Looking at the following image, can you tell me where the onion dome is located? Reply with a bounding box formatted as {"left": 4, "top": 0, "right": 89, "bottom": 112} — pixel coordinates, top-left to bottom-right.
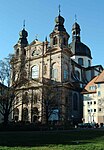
{"left": 55, "top": 14, "right": 65, "bottom": 25}
{"left": 54, "top": 14, "right": 66, "bottom": 32}
{"left": 19, "top": 29, "right": 28, "bottom": 38}
{"left": 72, "top": 22, "right": 80, "bottom": 31}
{"left": 18, "top": 28, "right": 28, "bottom": 47}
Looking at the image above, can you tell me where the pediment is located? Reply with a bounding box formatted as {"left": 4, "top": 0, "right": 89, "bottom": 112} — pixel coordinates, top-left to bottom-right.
{"left": 15, "top": 79, "right": 42, "bottom": 90}
{"left": 30, "top": 40, "right": 42, "bottom": 46}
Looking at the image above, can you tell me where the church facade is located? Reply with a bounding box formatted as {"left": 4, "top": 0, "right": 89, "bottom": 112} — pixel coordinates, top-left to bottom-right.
{"left": 10, "top": 12, "right": 103, "bottom": 125}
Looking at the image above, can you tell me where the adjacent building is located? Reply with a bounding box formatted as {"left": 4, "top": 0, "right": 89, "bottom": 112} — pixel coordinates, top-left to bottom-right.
{"left": 82, "top": 70, "right": 104, "bottom": 124}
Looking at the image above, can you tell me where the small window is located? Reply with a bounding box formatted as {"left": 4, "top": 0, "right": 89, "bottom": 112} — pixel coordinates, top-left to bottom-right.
{"left": 94, "top": 101, "right": 96, "bottom": 104}
{"left": 98, "top": 84, "right": 100, "bottom": 88}
{"left": 64, "top": 64, "right": 68, "bottom": 80}
{"left": 22, "top": 92, "right": 29, "bottom": 105}
{"left": 63, "top": 38, "right": 66, "bottom": 45}
{"left": 89, "top": 86, "right": 91, "bottom": 90}
{"left": 98, "top": 108, "right": 101, "bottom": 112}
{"left": 89, "top": 86, "right": 96, "bottom": 91}
{"left": 16, "top": 49, "right": 19, "bottom": 56}
{"left": 53, "top": 36, "right": 57, "bottom": 45}
{"left": 22, "top": 108, "right": 28, "bottom": 121}
{"left": 94, "top": 109, "right": 96, "bottom": 112}
{"left": 33, "top": 94, "right": 38, "bottom": 104}
{"left": 73, "top": 31, "right": 76, "bottom": 35}
{"left": 64, "top": 70, "right": 68, "bottom": 80}
{"left": 78, "top": 58, "right": 83, "bottom": 66}
{"left": 24, "top": 49, "right": 26, "bottom": 55}
{"left": 98, "top": 91, "right": 101, "bottom": 97}
{"left": 90, "top": 109, "right": 93, "bottom": 112}
{"left": 32, "top": 65, "right": 39, "bottom": 79}
{"left": 52, "top": 69, "right": 58, "bottom": 80}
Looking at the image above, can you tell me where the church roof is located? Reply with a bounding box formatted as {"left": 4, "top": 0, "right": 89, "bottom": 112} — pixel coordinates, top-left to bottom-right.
{"left": 69, "top": 41, "right": 92, "bottom": 59}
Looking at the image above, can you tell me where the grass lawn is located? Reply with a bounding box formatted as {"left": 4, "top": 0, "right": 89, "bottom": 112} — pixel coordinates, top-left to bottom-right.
{"left": 0, "top": 129, "right": 104, "bottom": 149}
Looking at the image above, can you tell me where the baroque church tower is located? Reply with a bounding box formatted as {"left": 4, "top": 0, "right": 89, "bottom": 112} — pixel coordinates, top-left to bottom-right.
{"left": 70, "top": 22, "right": 92, "bottom": 67}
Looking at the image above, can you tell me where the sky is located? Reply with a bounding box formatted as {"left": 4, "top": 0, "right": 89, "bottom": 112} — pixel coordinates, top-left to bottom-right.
{"left": 0, "top": 0, "right": 104, "bottom": 67}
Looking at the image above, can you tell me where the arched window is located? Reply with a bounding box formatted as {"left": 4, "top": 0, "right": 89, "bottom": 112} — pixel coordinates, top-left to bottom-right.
{"left": 52, "top": 63, "right": 58, "bottom": 80}
{"left": 53, "top": 36, "right": 57, "bottom": 45}
{"left": 16, "top": 49, "right": 19, "bottom": 56}
{"left": 63, "top": 64, "right": 68, "bottom": 80}
{"left": 31, "top": 107, "right": 39, "bottom": 123}
{"left": 31, "top": 65, "right": 39, "bottom": 79}
{"left": 52, "top": 69, "right": 58, "bottom": 79}
{"left": 63, "top": 38, "right": 66, "bottom": 45}
{"left": 22, "top": 92, "right": 29, "bottom": 105}
{"left": 33, "top": 93, "right": 38, "bottom": 104}
{"left": 13, "top": 108, "right": 19, "bottom": 121}
{"left": 78, "top": 58, "right": 83, "bottom": 66}
{"left": 73, "top": 93, "right": 78, "bottom": 111}
{"left": 73, "top": 31, "right": 76, "bottom": 36}
{"left": 24, "top": 49, "right": 26, "bottom": 56}
{"left": 22, "top": 108, "right": 28, "bottom": 121}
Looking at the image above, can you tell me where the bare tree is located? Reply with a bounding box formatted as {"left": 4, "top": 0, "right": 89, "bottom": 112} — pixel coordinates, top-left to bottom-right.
{"left": 40, "top": 80, "right": 60, "bottom": 125}
{"left": 30, "top": 78, "right": 71, "bottom": 126}
{"left": 0, "top": 54, "right": 23, "bottom": 125}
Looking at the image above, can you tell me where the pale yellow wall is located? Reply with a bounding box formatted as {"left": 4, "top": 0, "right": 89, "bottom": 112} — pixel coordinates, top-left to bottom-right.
{"left": 83, "top": 83, "right": 104, "bottom": 124}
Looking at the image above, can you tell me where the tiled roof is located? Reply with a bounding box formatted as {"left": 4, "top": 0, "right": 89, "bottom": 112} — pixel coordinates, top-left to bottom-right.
{"left": 82, "top": 70, "right": 104, "bottom": 94}
{"left": 82, "top": 76, "right": 98, "bottom": 94}
{"left": 95, "top": 70, "right": 104, "bottom": 83}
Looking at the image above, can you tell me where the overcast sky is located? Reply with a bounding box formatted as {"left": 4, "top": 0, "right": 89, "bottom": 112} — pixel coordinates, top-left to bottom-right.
{"left": 0, "top": 0, "right": 104, "bottom": 67}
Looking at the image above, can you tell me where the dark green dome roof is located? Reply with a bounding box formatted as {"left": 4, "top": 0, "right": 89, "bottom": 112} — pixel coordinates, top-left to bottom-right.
{"left": 54, "top": 15, "right": 66, "bottom": 32}
{"left": 18, "top": 28, "right": 28, "bottom": 46}
{"left": 72, "top": 22, "right": 80, "bottom": 30}
{"left": 69, "top": 41, "right": 92, "bottom": 59}
{"left": 55, "top": 15, "right": 65, "bottom": 25}
{"left": 19, "top": 29, "right": 28, "bottom": 38}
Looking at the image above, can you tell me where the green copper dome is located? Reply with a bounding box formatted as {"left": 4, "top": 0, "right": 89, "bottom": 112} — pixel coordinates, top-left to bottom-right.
{"left": 54, "top": 14, "right": 66, "bottom": 32}
{"left": 19, "top": 29, "right": 28, "bottom": 38}
{"left": 18, "top": 28, "right": 28, "bottom": 46}
{"left": 55, "top": 14, "right": 65, "bottom": 25}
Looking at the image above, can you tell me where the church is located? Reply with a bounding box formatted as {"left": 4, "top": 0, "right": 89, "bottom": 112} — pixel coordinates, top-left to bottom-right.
{"left": 10, "top": 10, "right": 103, "bottom": 125}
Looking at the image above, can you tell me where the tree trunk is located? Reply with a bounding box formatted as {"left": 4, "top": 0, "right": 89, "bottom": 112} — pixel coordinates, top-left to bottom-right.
{"left": 3, "top": 113, "right": 9, "bottom": 126}
{"left": 46, "top": 106, "right": 49, "bottom": 125}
